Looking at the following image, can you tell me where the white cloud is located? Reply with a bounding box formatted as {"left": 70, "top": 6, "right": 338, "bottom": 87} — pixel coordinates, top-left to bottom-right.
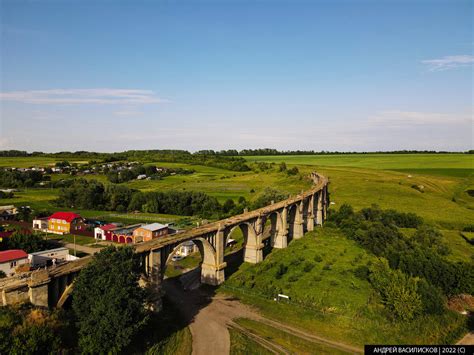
{"left": 0, "top": 88, "right": 168, "bottom": 105}
{"left": 368, "top": 110, "right": 472, "bottom": 127}
{"left": 421, "top": 55, "right": 474, "bottom": 71}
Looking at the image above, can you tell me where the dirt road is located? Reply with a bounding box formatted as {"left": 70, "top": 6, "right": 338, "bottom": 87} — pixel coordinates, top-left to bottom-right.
{"left": 163, "top": 272, "right": 362, "bottom": 355}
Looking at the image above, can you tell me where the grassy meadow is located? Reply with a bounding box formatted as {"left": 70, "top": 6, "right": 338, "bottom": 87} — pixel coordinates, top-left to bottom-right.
{"left": 220, "top": 228, "right": 469, "bottom": 346}
{"left": 1, "top": 153, "right": 472, "bottom": 247}
{"left": 1, "top": 153, "right": 472, "bottom": 347}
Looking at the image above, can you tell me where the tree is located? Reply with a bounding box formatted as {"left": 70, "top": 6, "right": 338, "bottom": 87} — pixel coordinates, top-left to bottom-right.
{"left": 252, "top": 188, "right": 287, "bottom": 209}
{"left": 3, "top": 232, "right": 49, "bottom": 253}
{"left": 72, "top": 246, "right": 148, "bottom": 353}
{"left": 369, "top": 259, "right": 422, "bottom": 321}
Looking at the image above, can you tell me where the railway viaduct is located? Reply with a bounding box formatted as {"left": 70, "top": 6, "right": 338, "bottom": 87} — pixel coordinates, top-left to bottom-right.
{"left": 1, "top": 172, "right": 329, "bottom": 310}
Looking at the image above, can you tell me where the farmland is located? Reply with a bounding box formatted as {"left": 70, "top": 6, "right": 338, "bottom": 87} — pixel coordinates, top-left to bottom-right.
{"left": 1, "top": 153, "right": 473, "bottom": 348}
{"left": 1, "top": 153, "right": 473, "bottom": 235}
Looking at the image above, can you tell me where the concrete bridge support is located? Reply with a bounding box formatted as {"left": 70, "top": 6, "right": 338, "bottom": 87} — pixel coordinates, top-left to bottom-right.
{"left": 147, "top": 249, "right": 164, "bottom": 312}
{"left": 273, "top": 207, "right": 288, "bottom": 249}
{"left": 292, "top": 201, "right": 304, "bottom": 239}
{"left": 200, "top": 230, "right": 226, "bottom": 286}
{"left": 306, "top": 194, "right": 315, "bottom": 232}
{"left": 28, "top": 269, "right": 50, "bottom": 308}
{"left": 243, "top": 217, "right": 264, "bottom": 264}
{"left": 316, "top": 191, "right": 324, "bottom": 226}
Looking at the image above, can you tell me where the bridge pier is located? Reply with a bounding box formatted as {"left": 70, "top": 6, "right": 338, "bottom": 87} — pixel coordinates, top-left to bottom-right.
{"left": 147, "top": 250, "right": 163, "bottom": 312}
{"left": 316, "top": 191, "right": 324, "bottom": 226}
{"left": 273, "top": 230, "right": 288, "bottom": 248}
{"left": 28, "top": 269, "right": 51, "bottom": 307}
{"left": 201, "top": 262, "right": 226, "bottom": 285}
{"left": 201, "top": 228, "right": 226, "bottom": 285}
{"left": 243, "top": 244, "right": 264, "bottom": 263}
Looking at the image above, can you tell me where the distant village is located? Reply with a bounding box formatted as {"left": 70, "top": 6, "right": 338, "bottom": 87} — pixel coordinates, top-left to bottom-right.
{"left": 0, "top": 205, "right": 197, "bottom": 279}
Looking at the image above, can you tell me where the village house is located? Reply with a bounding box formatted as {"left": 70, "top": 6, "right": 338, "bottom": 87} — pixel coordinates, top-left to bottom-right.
{"left": 177, "top": 240, "right": 197, "bottom": 257}
{"left": 0, "top": 249, "right": 29, "bottom": 276}
{"left": 94, "top": 223, "right": 121, "bottom": 240}
{"left": 103, "top": 224, "right": 142, "bottom": 244}
{"left": 0, "top": 205, "right": 18, "bottom": 221}
{"left": 28, "top": 247, "right": 78, "bottom": 268}
{"left": 132, "top": 223, "right": 168, "bottom": 243}
{"left": 32, "top": 217, "right": 49, "bottom": 232}
{"left": 47, "top": 212, "right": 85, "bottom": 235}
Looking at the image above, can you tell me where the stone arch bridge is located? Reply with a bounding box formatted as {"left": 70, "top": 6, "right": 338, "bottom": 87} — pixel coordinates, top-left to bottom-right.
{"left": 1, "top": 173, "right": 329, "bottom": 309}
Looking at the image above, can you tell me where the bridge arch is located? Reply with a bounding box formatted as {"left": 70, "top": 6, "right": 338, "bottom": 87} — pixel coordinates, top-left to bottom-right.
{"left": 164, "top": 238, "right": 216, "bottom": 273}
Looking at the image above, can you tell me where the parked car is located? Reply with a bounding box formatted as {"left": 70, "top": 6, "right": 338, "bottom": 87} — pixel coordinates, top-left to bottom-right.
{"left": 171, "top": 255, "right": 184, "bottom": 262}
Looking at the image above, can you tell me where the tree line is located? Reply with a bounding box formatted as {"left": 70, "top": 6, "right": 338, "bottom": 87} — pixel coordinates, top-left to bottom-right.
{"left": 55, "top": 179, "right": 288, "bottom": 219}
{"left": 1, "top": 148, "right": 471, "bottom": 159}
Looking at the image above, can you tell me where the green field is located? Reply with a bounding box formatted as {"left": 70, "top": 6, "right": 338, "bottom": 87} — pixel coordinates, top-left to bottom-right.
{"left": 1, "top": 153, "right": 473, "bottom": 239}
{"left": 1, "top": 153, "right": 473, "bottom": 349}
{"left": 220, "top": 228, "right": 470, "bottom": 346}
{"left": 243, "top": 154, "right": 473, "bottom": 177}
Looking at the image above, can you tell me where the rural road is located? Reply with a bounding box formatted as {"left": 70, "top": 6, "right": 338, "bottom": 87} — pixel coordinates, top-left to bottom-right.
{"left": 163, "top": 270, "right": 363, "bottom": 355}
{"left": 62, "top": 242, "right": 101, "bottom": 255}
{"left": 457, "top": 332, "right": 474, "bottom": 345}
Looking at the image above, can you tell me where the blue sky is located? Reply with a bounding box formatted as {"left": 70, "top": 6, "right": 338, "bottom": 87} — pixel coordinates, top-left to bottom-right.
{"left": 1, "top": 0, "right": 472, "bottom": 152}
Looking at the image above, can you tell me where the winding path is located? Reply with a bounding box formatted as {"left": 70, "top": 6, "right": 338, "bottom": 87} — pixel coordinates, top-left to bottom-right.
{"left": 163, "top": 273, "right": 363, "bottom": 355}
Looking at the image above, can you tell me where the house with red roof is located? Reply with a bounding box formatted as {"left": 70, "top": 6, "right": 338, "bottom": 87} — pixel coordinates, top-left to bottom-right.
{"left": 47, "top": 212, "right": 84, "bottom": 235}
{"left": 0, "top": 249, "right": 29, "bottom": 276}
{"left": 94, "top": 223, "right": 120, "bottom": 240}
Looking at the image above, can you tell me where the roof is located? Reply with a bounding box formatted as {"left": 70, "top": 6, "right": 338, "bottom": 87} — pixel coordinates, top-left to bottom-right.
{"left": 48, "top": 212, "right": 81, "bottom": 222}
{"left": 0, "top": 205, "right": 15, "bottom": 211}
{"left": 140, "top": 223, "right": 167, "bottom": 232}
{"left": 29, "top": 247, "right": 69, "bottom": 256}
{"left": 0, "top": 250, "right": 28, "bottom": 263}
{"left": 100, "top": 224, "right": 118, "bottom": 231}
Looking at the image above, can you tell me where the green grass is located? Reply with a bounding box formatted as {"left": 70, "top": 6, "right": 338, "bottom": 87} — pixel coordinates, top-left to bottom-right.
{"left": 50, "top": 233, "right": 96, "bottom": 246}
{"left": 235, "top": 318, "right": 350, "bottom": 354}
{"left": 219, "top": 228, "right": 468, "bottom": 346}
{"left": 125, "top": 167, "right": 310, "bottom": 203}
{"left": 229, "top": 326, "right": 274, "bottom": 355}
{"left": 243, "top": 154, "right": 473, "bottom": 176}
{"left": 146, "top": 326, "right": 192, "bottom": 355}
{"left": 165, "top": 252, "right": 202, "bottom": 278}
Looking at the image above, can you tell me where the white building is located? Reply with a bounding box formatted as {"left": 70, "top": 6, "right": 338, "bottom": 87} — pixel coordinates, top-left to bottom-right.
{"left": 0, "top": 250, "right": 29, "bottom": 276}
{"left": 32, "top": 217, "right": 48, "bottom": 232}
{"left": 28, "top": 247, "right": 78, "bottom": 268}
{"left": 178, "top": 241, "right": 197, "bottom": 256}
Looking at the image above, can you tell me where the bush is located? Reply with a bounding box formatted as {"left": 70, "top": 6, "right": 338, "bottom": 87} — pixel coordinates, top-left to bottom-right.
{"left": 274, "top": 264, "right": 288, "bottom": 279}
{"left": 287, "top": 274, "right": 300, "bottom": 282}
{"left": 313, "top": 255, "right": 323, "bottom": 263}
{"left": 286, "top": 167, "right": 299, "bottom": 176}
{"left": 302, "top": 262, "right": 314, "bottom": 273}
{"left": 463, "top": 225, "right": 474, "bottom": 232}
{"left": 369, "top": 260, "right": 422, "bottom": 321}
{"left": 0, "top": 307, "right": 63, "bottom": 354}
{"left": 251, "top": 188, "right": 287, "bottom": 209}
{"left": 417, "top": 279, "right": 445, "bottom": 315}
{"left": 353, "top": 265, "right": 370, "bottom": 280}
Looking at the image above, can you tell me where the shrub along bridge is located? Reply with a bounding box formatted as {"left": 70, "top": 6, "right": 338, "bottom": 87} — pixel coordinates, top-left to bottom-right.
{"left": 1, "top": 172, "right": 329, "bottom": 310}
